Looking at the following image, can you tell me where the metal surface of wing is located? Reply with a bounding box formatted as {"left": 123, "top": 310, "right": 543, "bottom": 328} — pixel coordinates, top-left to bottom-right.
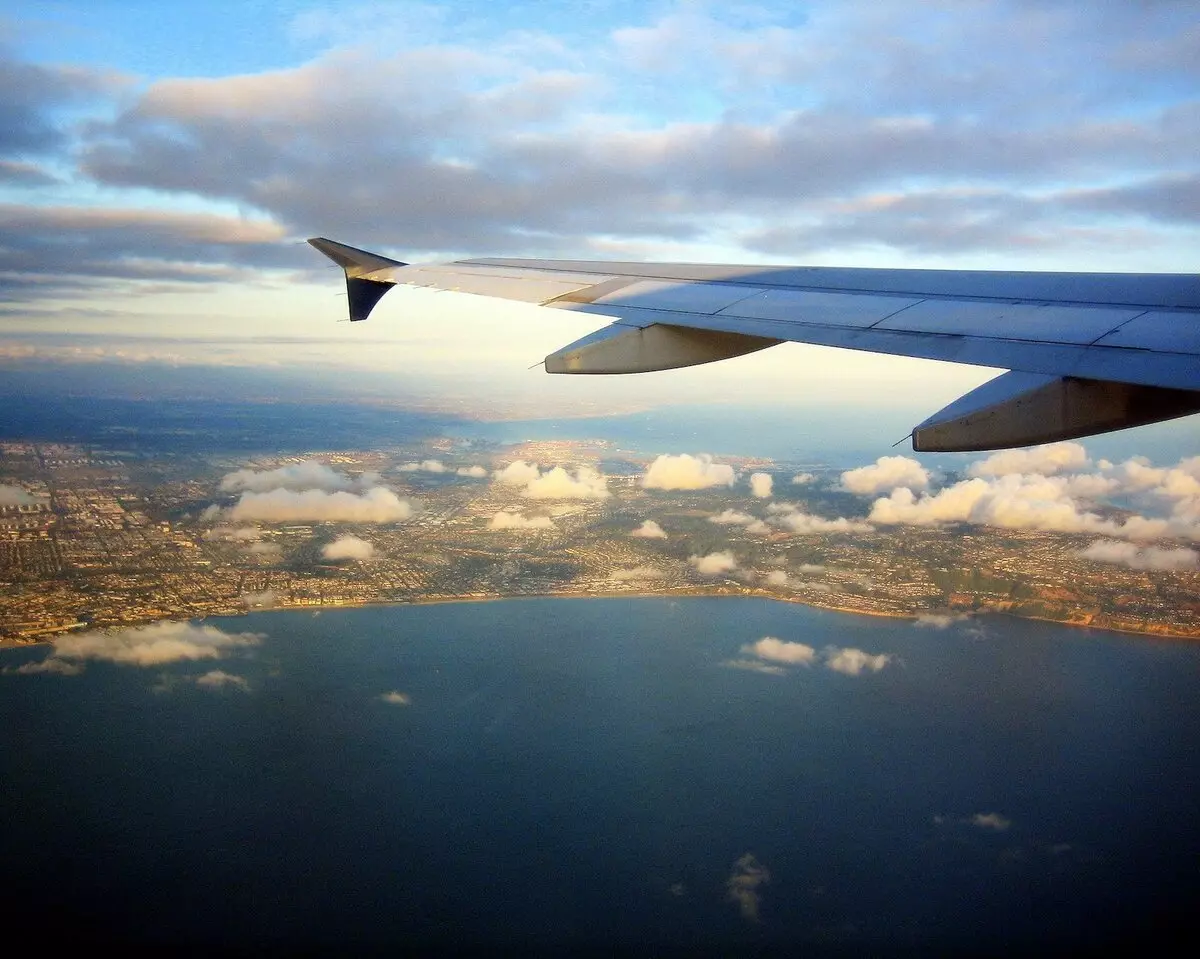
{"left": 307, "top": 237, "right": 1200, "bottom": 450}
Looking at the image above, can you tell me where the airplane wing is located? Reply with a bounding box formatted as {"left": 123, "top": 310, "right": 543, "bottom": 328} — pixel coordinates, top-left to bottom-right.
{"left": 308, "top": 237, "right": 1200, "bottom": 452}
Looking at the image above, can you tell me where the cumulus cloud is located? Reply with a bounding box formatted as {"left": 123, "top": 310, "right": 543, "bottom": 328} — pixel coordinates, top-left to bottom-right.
{"left": 240, "top": 590, "right": 279, "bottom": 607}
{"left": 690, "top": 550, "right": 738, "bottom": 575}
{"left": 968, "top": 442, "right": 1090, "bottom": 478}
{"left": 1079, "top": 539, "right": 1199, "bottom": 571}
{"left": 0, "top": 484, "right": 37, "bottom": 506}
{"left": 630, "top": 519, "right": 667, "bottom": 538}
{"left": 47, "top": 621, "right": 262, "bottom": 668}
{"left": 3, "top": 656, "right": 84, "bottom": 676}
{"left": 765, "top": 570, "right": 788, "bottom": 586}
{"left": 842, "top": 456, "right": 930, "bottom": 495}
{"left": 726, "top": 853, "right": 770, "bottom": 923}
{"left": 749, "top": 472, "right": 773, "bottom": 498}
{"left": 722, "top": 658, "right": 787, "bottom": 676}
{"left": 493, "top": 460, "right": 542, "bottom": 486}
{"left": 969, "top": 812, "right": 1012, "bottom": 832}
{"left": 823, "top": 646, "right": 893, "bottom": 676}
{"left": 380, "top": 690, "right": 411, "bottom": 706}
{"left": 710, "top": 509, "right": 757, "bottom": 525}
{"left": 642, "top": 454, "right": 736, "bottom": 490}
{"left": 194, "top": 669, "right": 250, "bottom": 691}
{"left": 398, "top": 459, "right": 446, "bottom": 473}
{"left": 456, "top": 465, "right": 488, "bottom": 478}
{"left": 791, "top": 473, "right": 816, "bottom": 485}
{"left": 612, "top": 566, "right": 666, "bottom": 581}
{"left": 322, "top": 534, "right": 376, "bottom": 560}
{"left": 743, "top": 637, "right": 816, "bottom": 665}
{"left": 488, "top": 510, "right": 555, "bottom": 530}
{"left": 523, "top": 465, "right": 609, "bottom": 500}
{"left": 914, "top": 612, "right": 971, "bottom": 629}
{"left": 226, "top": 486, "right": 415, "bottom": 523}
{"left": 738, "top": 636, "right": 893, "bottom": 675}
{"left": 220, "top": 460, "right": 373, "bottom": 493}
{"left": 769, "top": 504, "right": 873, "bottom": 535}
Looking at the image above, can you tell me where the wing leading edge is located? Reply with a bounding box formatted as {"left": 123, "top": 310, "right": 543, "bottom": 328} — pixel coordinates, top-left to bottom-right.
{"left": 307, "top": 237, "right": 1200, "bottom": 451}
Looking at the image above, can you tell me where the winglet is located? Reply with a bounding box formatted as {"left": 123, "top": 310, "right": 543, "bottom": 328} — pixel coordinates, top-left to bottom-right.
{"left": 307, "top": 237, "right": 407, "bottom": 322}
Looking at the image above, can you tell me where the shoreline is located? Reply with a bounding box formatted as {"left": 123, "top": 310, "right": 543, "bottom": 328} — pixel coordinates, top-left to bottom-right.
{"left": 4, "top": 585, "right": 1198, "bottom": 649}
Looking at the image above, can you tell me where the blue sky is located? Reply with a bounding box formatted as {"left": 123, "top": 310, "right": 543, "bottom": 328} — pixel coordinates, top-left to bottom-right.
{"left": 1, "top": 0, "right": 1198, "bottom": 431}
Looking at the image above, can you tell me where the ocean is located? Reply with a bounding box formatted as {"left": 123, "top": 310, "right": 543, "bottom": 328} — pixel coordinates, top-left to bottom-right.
{"left": 2, "top": 597, "right": 1198, "bottom": 954}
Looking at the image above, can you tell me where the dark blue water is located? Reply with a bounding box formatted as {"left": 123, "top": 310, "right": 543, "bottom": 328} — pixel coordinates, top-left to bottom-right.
{"left": 2, "top": 598, "right": 1198, "bottom": 954}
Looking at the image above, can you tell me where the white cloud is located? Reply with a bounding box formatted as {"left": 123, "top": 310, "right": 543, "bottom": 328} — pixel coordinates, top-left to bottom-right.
{"left": 456, "top": 465, "right": 488, "bottom": 478}
{"left": 3, "top": 656, "right": 84, "bottom": 676}
{"left": 227, "top": 486, "right": 415, "bottom": 523}
{"left": 744, "top": 636, "right": 816, "bottom": 665}
{"left": 630, "top": 519, "right": 667, "bottom": 538}
{"left": 523, "top": 465, "right": 609, "bottom": 499}
{"left": 322, "top": 533, "right": 376, "bottom": 560}
{"left": 689, "top": 550, "right": 738, "bottom": 574}
{"left": 710, "top": 509, "right": 757, "bottom": 525}
{"left": 770, "top": 505, "right": 873, "bottom": 535}
{"left": 726, "top": 853, "right": 770, "bottom": 923}
{"left": 842, "top": 455, "right": 930, "bottom": 494}
{"left": 914, "top": 612, "right": 970, "bottom": 629}
{"left": 380, "top": 690, "right": 411, "bottom": 706}
{"left": 0, "top": 484, "right": 36, "bottom": 506}
{"left": 749, "top": 472, "right": 773, "bottom": 498}
{"left": 722, "top": 658, "right": 787, "bottom": 676}
{"left": 399, "top": 459, "right": 446, "bottom": 473}
{"left": 488, "top": 510, "right": 555, "bottom": 530}
{"left": 220, "top": 460, "right": 373, "bottom": 493}
{"left": 823, "top": 646, "right": 892, "bottom": 676}
{"left": 240, "top": 589, "right": 279, "bottom": 607}
{"left": 194, "top": 669, "right": 250, "bottom": 691}
{"left": 493, "top": 460, "right": 542, "bottom": 485}
{"left": 969, "top": 812, "right": 1012, "bottom": 832}
{"left": 643, "top": 454, "right": 736, "bottom": 490}
{"left": 49, "top": 621, "right": 262, "bottom": 667}
{"left": 795, "top": 563, "right": 825, "bottom": 574}
{"left": 765, "top": 570, "right": 788, "bottom": 586}
{"left": 968, "top": 442, "right": 1089, "bottom": 478}
{"left": 791, "top": 473, "right": 816, "bottom": 485}
{"left": 611, "top": 566, "right": 666, "bottom": 581}
{"left": 1079, "top": 539, "right": 1199, "bottom": 571}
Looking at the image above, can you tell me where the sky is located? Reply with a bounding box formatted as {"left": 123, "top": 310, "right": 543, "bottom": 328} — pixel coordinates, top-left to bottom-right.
{"left": 1, "top": 0, "right": 1199, "bottom": 432}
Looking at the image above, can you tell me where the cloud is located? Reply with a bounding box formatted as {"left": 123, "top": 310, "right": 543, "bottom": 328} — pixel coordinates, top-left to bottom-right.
{"left": 398, "top": 459, "right": 447, "bottom": 473}
{"left": 1079, "top": 539, "right": 1199, "bottom": 571}
{"left": 240, "top": 590, "right": 279, "bottom": 607}
{"left": 611, "top": 566, "right": 666, "bottom": 581}
{"left": 743, "top": 637, "right": 816, "bottom": 665}
{"left": 795, "top": 563, "right": 825, "bottom": 574}
{"left": 643, "top": 454, "right": 736, "bottom": 490}
{"left": 969, "top": 812, "right": 1012, "bottom": 832}
{"left": 493, "top": 460, "right": 542, "bottom": 485}
{"left": 765, "top": 570, "right": 788, "bottom": 586}
{"left": 489, "top": 510, "right": 555, "bottom": 530}
{"left": 722, "top": 658, "right": 787, "bottom": 676}
{"left": 0, "top": 484, "right": 36, "bottom": 506}
{"left": 739, "top": 636, "right": 893, "bottom": 675}
{"left": 380, "top": 690, "right": 411, "bottom": 706}
{"left": 791, "top": 473, "right": 816, "bottom": 485}
{"left": 3, "top": 656, "right": 84, "bottom": 676}
{"left": 47, "top": 621, "right": 262, "bottom": 668}
{"left": 749, "top": 472, "right": 773, "bottom": 498}
{"left": 823, "top": 646, "right": 893, "bottom": 676}
{"left": 710, "top": 509, "right": 757, "bottom": 525}
{"left": 968, "top": 442, "right": 1090, "bottom": 478}
{"left": 769, "top": 504, "right": 873, "bottom": 535}
{"left": 630, "top": 519, "right": 667, "bottom": 538}
{"left": 322, "top": 534, "right": 376, "bottom": 560}
{"left": 726, "top": 853, "right": 770, "bottom": 923}
{"left": 689, "top": 550, "right": 738, "bottom": 575}
{"left": 220, "top": 460, "right": 373, "bottom": 493}
{"left": 914, "top": 612, "right": 971, "bottom": 629}
{"left": 842, "top": 455, "right": 930, "bottom": 495}
{"left": 522, "top": 465, "right": 609, "bottom": 499}
{"left": 226, "top": 486, "right": 415, "bottom": 523}
{"left": 194, "top": 669, "right": 250, "bottom": 691}
{"left": 456, "top": 465, "right": 488, "bottom": 478}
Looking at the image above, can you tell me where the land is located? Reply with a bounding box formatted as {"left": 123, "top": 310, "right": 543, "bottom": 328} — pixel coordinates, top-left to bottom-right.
{"left": 3, "top": 436, "right": 1199, "bottom": 645}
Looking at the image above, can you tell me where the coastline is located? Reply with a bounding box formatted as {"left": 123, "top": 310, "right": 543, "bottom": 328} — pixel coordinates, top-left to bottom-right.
{"left": 5, "top": 584, "right": 1198, "bottom": 649}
